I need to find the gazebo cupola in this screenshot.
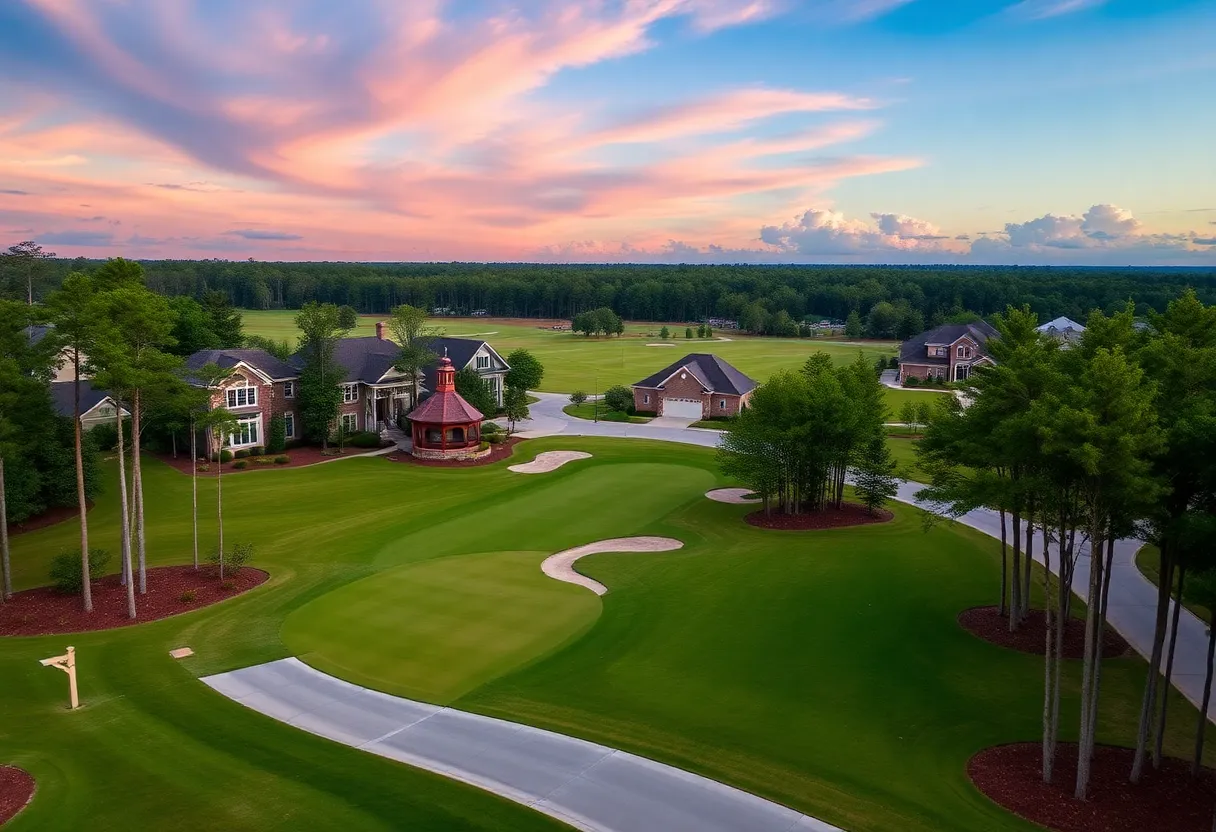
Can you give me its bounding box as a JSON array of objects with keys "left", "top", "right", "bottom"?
[{"left": 406, "top": 351, "right": 486, "bottom": 459}]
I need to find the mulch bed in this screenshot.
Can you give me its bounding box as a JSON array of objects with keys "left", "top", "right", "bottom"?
[
  {"left": 6, "top": 501, "right": 93, "bottom": 537},
  {"left": 959, "top": 606, "right": 1130, "bottom": 659},
  {"left": 745, "top": 502, "right": 893, "bottom": 531},
  {"left": 155, "top": 445, "right": 388, "bottom": 476},
  {"left": 0, "top": 766, "right": 34, "bottom": 827},
  {"left": 0, "top": 566, "right": 268, "bottom": 636},
  {"left": 969, "top": 743, "right": 1216, "bottom": 832},
  {"left": 384, "top": 436, "right": 526, "bottom": 468}
]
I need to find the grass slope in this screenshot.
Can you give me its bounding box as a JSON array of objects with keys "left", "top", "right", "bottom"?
[
  {"left": 240, "top": 310, "right": 897, "bottom": 393},
  {"left": 3, "top": 438, "right": 1207, "bottom": 832}
]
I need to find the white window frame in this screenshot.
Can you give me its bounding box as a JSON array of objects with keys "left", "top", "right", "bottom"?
[
  {"left": 284, "top": 411, "right": 295, "bottom": 439},
  {"left": 957, "top": 345, "right": 972, "bottom": 359},
  {"left": 643, "top": 394, "right": 650, "bottom": 404},
  {"left": 228, "top": 415, "right": 261, "bottom": 448},
  {"left": 342, "top": 384, "right": 359, "bottom": 403},
  {"left": 283, "top": 381, "right": 294, "bottom": 399},
  {"left": 341, "top": 413, "right": 358, "bottom": 433},
  {"left": 719, "top": 399, "right": 727, "bottom": 410},
  {"left": 225, "top": 384, "right": 257, "bottom": 409},
  {"left": 475, "top": 354, "right": 490, "bottom": 370}
]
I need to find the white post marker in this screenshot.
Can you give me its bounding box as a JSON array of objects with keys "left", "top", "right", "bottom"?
[{"left": 39, "top": 645, "right": 79, "bottom": 710}]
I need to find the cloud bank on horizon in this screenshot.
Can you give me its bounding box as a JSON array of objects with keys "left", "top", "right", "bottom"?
[{"left": 0, "top": 0, "right": 1212, "bottom": 265}]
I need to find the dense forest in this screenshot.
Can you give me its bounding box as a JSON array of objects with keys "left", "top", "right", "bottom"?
[{"left": 10, "top": 251, "right": 1216, "bottom": 329}]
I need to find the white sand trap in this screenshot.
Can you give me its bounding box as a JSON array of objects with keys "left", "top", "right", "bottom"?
[
  {"left": 508, "top": 450, "right": 591, "bottom": 474},
  {"left": 645, "top": 343, "right": 677, "bottom": 347},
  {"left": 716, "top": 336, "right": 734, "bottom": 341},
  {"left": 706, "top": 487, "right": 760, "bottom": 504},
  {"left": 541, "top": 536, "right": 685, "bottom": 595}
]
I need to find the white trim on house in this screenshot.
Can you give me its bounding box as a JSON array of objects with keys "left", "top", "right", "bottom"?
[
  {"left": 225, "top": 383, "right": 258, "bottom": 409},
  {"left": 652, "top": 365, "right": 710, "bottom": 393},
  {"left": 226, "top": 361, "right": 275, "bottom": 386},
  {"left": 283, "top": 380, "right": 294, "bottom": 398},
  {"left": 284, "top": 411, "right": 296, "bottom": 439},
  {"left": 341, "top": 383, "right": 359, "bottom": 403},
  {"left": 340, "top": 412, "right": 358, "bottom": 433},
  {"left": 228, "top": 414, "right": 263, "bottom": 448}
]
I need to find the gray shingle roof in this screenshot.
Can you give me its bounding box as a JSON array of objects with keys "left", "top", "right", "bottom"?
[
  {"left": 50, "top": 379, "right": 114, "bottom": 418},
  {"left": 421, "top": 337, "right": 501, "bottom": 392},
  {"left": 898, "top": 321, "right": 999, "bottom": 365},
  {"left": 633, "top": 354, "right": 757, "bottom": 396},
  {"left": 185, "top": 349, "right": 299, "bottom": 383}
]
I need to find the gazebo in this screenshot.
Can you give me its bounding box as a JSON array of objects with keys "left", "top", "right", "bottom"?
[{"left": 406, "top": 351, "right": 486, "bottom": 459}]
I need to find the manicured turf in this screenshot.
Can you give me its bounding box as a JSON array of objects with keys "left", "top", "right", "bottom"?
[
  {"left": 882, "top": 386, "right": 953, "bottom": 414},
  {"left": 561, "top": 401, "right": 651, "bottom": 423},
  {"left": 886, "top": 435, "right": 929, "bottom": 483},
  {"left": 3, "top": 438, "right": 1209, "bottom": 832},
  {"left": 1134, "top": 545, "right": 1211, "bottom": 623},
  {"left": 240, "top": 310, "right": 897, "bottom": 393}
]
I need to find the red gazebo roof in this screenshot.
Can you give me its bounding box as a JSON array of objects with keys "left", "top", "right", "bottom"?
[{"left": 407, "top": 354, "right": 484, "bottom": 425}]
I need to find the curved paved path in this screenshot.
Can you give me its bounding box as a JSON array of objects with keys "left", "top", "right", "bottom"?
[
  {"left": 203, "top": 658, "right": 840, "bottom": 832},
  {"left": 541, "top": 537, "right": 684, "bottom": 596}
]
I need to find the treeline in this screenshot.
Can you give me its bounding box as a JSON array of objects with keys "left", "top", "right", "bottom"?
[{"left": 12, "top": 254, "right": 1216, "bottom": 327}]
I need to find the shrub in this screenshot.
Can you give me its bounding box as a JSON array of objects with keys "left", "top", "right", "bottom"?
[
  {"left": 685, "top": 327, "right": 693, "bottom": 339},
  {"left": 904, "top": 376, "right": 919, "bottom": 387},
  {"left": 49, "top": 548, "right": 111, "bottom": 595},
  {"left": 659, "top": 326, "right": 670, "bottom": 340},
  {"left": 568, "top": 391, "right": 588, "bottom": 406},
  {"left": 209, "top": 541, "right": 254, "bottom": 576},
  {"left": 179, "top": 589, "right": 197, "bottom": 603},
  {"left": 251, "top": 445, "right": 264, "bottom": 457},
  {"left": 217, "top": 449, "right": 233, "bottom": 463},
  {"left": 274, "top": 454, "right": 291, "bottom": 464},
  {"left": 88, "top": 422, "right": 118, "bottom": 451},
  {"left": 348, "top": 430, "right": 382, "bottom": 448},
  {"left": 488, "top": 434, "right": 504, "bottom": 444},
  {"left": 252, "top": 456, "right": 275, "bottom": 465},
  {"left": 267, "top": 414, "right": 287, "bottom": 454},
  {"left": 479, "top": 440, "right": 490, "bottom": 451},
  {"left": 482, "top": 421, "right": 502, "bottom": 434},
  {"left": 197, "top": 463, "right": 211, "bottom": 472},
  {"left": 602, "top": 384, "right": 633, "bottom": 413},
  {"left": 232, "top": 460, "right": 248, "bottom": 469},
  {"left": 233, "top": 449, "right": 250, "bottom": 459},
  {"left": 220, "top": 580, "right": 236, "bottom": 591}
]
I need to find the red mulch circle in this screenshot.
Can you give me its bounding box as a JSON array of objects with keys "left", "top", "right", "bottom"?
[
  {"left": 384, "top": 437, "right": 526, "bottom": 468},
  {"left": 959, "top": 606, "right": 1129, "bottom": 659},
  {"left": 156, "top": 444, "right": 388, "bottom": 476},
  {"left": 0, "top": 566, "right": 268, "bottom": 636},
  {"left": 969, "top": 743, "right": 1216, "bottom": 832},
  {"left": 744, "top": 502, "right": 893, "bottom": 530},
  {"left": 6, "top": 501, "right": 93, "bottom": 537},
  {"left": 0, "top": 766, "right": 34, "bottom": 827}
]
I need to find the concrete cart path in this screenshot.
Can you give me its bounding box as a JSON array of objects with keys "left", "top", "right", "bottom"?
[{"left": 203, "top": 658, "right": 839, "bottom": 832}]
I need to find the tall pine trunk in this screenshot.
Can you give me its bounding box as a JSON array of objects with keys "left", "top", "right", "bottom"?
[
  {"left": 1193, "top": 623, "right": 1216, "bottom": 776},
  {"left": 73, "top": 348, "right": 93, "bottom": 612},
  {"left": 191, "top": 418, "right": 199, "bottom": 570},
  {"left": 999, "top": 508, "right": 1009, "bottom": 617},
  {"left": 115, "top": 408, "right": 136, "bottom": 620},
  {"left": 0, "top": 457, "right": 10, "bottom": 601},
  {"left": 1042, "top": 523, "right": 1056, "bottom": 782},
  {"left": 1133, "top": 542, "right": 1175, "bottom": 782},
  {"left": 1075, "top": 521, "right": 1106, "bottom": 799},
  {"left": 133, "top": 388, "right": 147, "bottom": 594},
  {"left": 216, "top": 429, "right": 225, "bottom": 581},
  {"left": 1023, "top": 510, "right": 1035, "bottom": 623},
  {"left": 1155, "top": 563, "right": 1187, "bottom": 768},
  {"left": 1010, "top": 512, "right": 1023, "bottom": 632},
  {"left": 1084, "top": 537, "right": 1116, "bottom": 769}
]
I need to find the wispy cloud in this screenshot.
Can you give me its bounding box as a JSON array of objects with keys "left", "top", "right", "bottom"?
[
  {"left": 1006, "top": 0, "right": 1108, "bottom": 21},
  {"left": 225, "top": 229, "right": 303, "bottom": 241}
]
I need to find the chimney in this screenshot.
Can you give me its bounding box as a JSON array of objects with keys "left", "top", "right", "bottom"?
[{"left": 375, "top": 321, "right": 385, "bottom": 340}]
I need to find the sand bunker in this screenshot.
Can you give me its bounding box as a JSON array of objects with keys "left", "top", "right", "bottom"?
[
  {"left": 706, "top": 488, "right": 761, "bottom": 504},
  {"left": 541, "top": 537, "right": 685, "bottom": 595},
  {"left": 508, "top": 450, "right": 591, "bottom": 474},
  {"left": 645, "top": 343, "right": 677, "bottom": 347}
]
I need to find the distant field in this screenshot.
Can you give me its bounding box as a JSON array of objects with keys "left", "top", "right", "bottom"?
[{"left": 240, "top": 310, "right": 898, "bottom": 393}]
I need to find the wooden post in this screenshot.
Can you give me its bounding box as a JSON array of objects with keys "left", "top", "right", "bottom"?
[{"left": 39, "top": 646, "right": 79, "bottom": 709}]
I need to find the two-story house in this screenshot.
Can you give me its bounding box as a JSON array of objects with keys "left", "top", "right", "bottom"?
[
  {"left": 185, "top": 348, "right": 302, "bottom": 454},
  {"left": 897, "top": 321, "right": 999, "bottom": 384}
]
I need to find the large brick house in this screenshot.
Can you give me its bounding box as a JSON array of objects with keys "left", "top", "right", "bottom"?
[
  {"left": 897, "top": 321, "right": 999, "bottom": 384},
  {"left": 185, "top": 329, "right": 507, "bottom": 451},
  {"left": 632, "top": 353, "right": 757, "bottom": 419}
]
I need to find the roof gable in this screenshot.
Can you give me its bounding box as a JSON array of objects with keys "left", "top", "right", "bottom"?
[
  {"left": 185, "top": 349, "right": 298, "bottom": 383},
  {"left": 633, "top": 354, "right": 757, "bottom": 396}
]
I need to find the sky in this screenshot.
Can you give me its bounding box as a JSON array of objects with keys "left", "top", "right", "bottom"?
[{"left": 1, "top": 0, "right": 1214, "bottom": 265}]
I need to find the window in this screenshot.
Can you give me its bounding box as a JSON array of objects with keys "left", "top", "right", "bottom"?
[
  {"left": 475, "top": 354, "right": 490, "bottom": 370},
  {"left": 341, "top": 413, "right": 358, "bottom": 433},
  {"left": 719, "top": 399, "right": 727, "bottom": 410},
  {"left": 342, "top": 384, "right": 358, "bottom": 403},
  {"left": 283, "top": 381, "right": 294, "bottom": 399},
  {"left": 229, "top": 416, "right": 259, "bottom": 447},
  {"left": 225, "top": 385, "right": 257, "bottom": 408},
  {"left": 957, "top": 345, "right": 972, "bottom": 359},
  {"left": 284, "top": 412, "right": 295, "bottom": 439},
  {"left": 643, "top": 394, "right": 650, "bottom": 404}
]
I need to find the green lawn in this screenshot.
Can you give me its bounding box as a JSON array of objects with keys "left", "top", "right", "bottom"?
[
  {"left": 886, "top": 436, "right": 929, "bottom": 483},
  {"left": 3, "top": 438, "right": 1207, "bottom": 832},
  {"left": 883, "top": 386, "right": 953, "bottom": 415},
  {"left": 561, "top": 401, "right": 652, "bottom": 423},
  {"left": 240, "top": 310, "right": 897, "bottom": 394},
  {"left": 1134, "top": 545, "right": 1211, "bottom": 624}
]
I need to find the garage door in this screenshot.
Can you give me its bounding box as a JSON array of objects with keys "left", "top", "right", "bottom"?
[{"left": 663, "top": 398, "right": 702, "bottom": 419}]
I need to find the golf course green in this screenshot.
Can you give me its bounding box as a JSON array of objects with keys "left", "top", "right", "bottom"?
[{"left": 2, "top": 437, "right": 1206, "bottom": 831}]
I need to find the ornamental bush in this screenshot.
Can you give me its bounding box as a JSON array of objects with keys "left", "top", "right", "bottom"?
[
  {"left": 602, "top": 385, "right": 633, "bottom": 413},
  {"left": 348, "top": 430, "right": 382, "bottom": 448},
  {"left": 49, "top": 548, "right": 111, "bottom": 595},
  {"left": 234, "top": 449, "right": 250, "bottom": 459},
  {"left": 274, "top": 455, "right": 291, "bottom": 464},
  {"left": 232, "top": 460, "right": 248, "bottom": 469},
  {"left": 569, "top": 391, "right": 588, "bottom": 406}
]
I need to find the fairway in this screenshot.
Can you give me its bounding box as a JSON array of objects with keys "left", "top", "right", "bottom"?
[
  {"left": 240, "top": 310, "right": 898, "bottom": 393},
  {"left": 3, "top": 437, "right": 1209, "bottom": 832}
]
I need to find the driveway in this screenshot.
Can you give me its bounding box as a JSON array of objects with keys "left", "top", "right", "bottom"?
[
  {"left": 647, "top": 415, "right": 698, "bottom": 429},
  {"left": 515, "top": 392, "right": 721, "bottom": 449},
  {"left": 203, "top": 658, "right": 840, "bottom": 832}
]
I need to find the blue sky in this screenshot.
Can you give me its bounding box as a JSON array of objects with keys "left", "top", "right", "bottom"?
[{"left": 0, "top": 0, "right": 1213, "bottom": 263}]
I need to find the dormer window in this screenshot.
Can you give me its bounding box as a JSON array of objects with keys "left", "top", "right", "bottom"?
[
  {"left": 957, "top": 345, "right": 973, "bottom": 359},
  {"left": 928, "top": 346, "right": 946, "bottom": 358}
]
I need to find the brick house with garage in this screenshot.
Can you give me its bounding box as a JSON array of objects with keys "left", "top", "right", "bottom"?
[
  {"left": 897, "top": 321, "right": 999, "bottom": 384},
  {"left": 632, "top": 354, "right": 757, "bottom": 419}
]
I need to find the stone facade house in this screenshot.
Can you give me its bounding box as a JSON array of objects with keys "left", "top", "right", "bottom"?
[
  {"left": 631, "top": 353, "right": 757, "bottom": 419},
  {"left": 897, "top": 321, "right": 999, "bottom": 384}
]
